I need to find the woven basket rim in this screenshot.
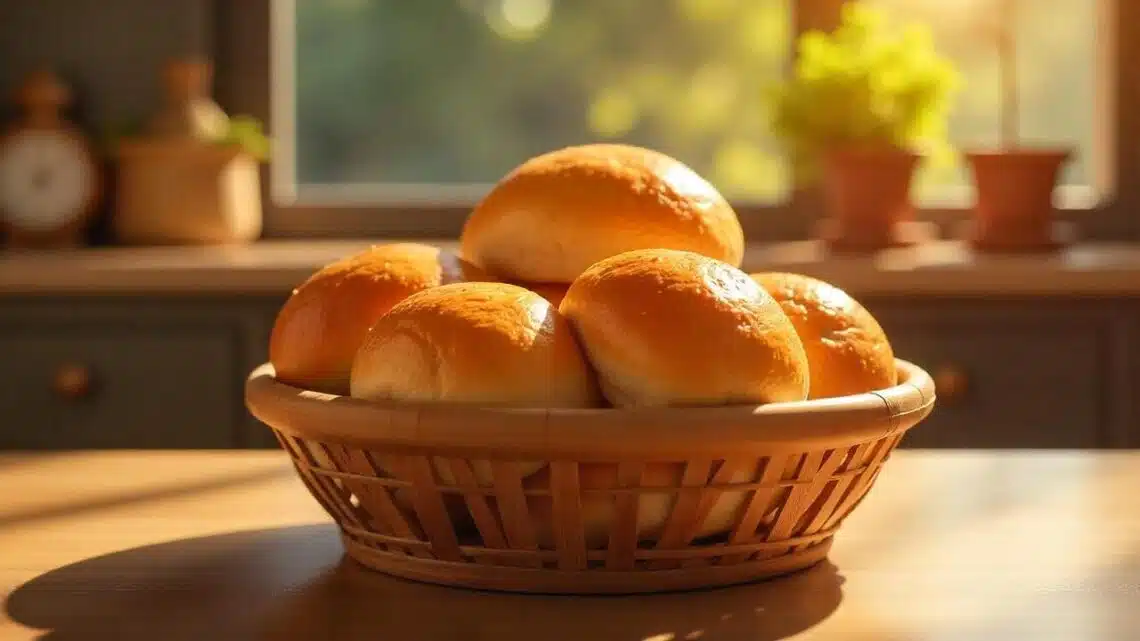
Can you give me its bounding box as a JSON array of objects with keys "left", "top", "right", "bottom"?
[{"left": 245, "top": 359, "right": 934, "bottom": 457}]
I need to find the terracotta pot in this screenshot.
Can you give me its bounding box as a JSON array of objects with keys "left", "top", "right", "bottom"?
[
  {"left": 965, "top": 148, "right": 1071, "bottom": 251},
  {"left": 819, "top": 147, "right": 921, "bottom": 252}
]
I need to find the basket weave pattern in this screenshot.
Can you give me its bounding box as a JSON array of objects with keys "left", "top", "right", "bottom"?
[
  {"left": 247, "top": 360, "right": 933, "bottom": 594},
  {"left": 274, "top": 431, "right": 900, "bottom": 586}
]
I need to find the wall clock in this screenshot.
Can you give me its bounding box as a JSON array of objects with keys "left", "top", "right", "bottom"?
[{"left": 0, "top": 69, "right": 101, "bottom": 249}]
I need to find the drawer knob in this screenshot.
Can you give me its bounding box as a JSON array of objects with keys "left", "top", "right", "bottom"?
[
  {"left": 933, "top": 365, "right": 968, "bottom": 402},
  {"left": 54, "top": 363, "right": 94, "bottom": 401}
]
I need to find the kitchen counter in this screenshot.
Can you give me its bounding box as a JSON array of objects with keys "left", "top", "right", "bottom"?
[
  {"left": 3, "top": 239, "right": 1140, "bottom": 296},
  {"left": 3, "top": 241, "right": 1140, "bottom": 451},
  {"left": 2, "top": 450, "right": 1138, "bottom": 640}
]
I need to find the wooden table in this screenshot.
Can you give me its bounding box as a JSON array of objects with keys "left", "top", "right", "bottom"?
[{"left": 1, "top": 450, "right": 1137, "bottom": 640}]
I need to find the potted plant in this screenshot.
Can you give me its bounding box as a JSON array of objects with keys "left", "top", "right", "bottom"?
[
  {"left": 964, "top": 0, "right": 1073, "bottom": 252},
  {"left": 112, "top": 59, "right": 271, "bottom": 246},
  {"left": 768, "top": 3, "right": 959, "bottom": 252}
]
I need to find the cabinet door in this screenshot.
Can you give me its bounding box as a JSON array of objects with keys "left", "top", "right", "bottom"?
[
  {"left": 868, "top": 303, "right": 1108, "bottom": 449},
  {"left": 0, "top": 326, "right": 239, "bottom": 449},
  {"left": 244, "top": 298, "right": 287, "bottom": 448}
]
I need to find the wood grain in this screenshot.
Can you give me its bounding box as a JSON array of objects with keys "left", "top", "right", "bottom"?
[{"left": 3, "top": 450, "right": 1140, "bottom": 640}]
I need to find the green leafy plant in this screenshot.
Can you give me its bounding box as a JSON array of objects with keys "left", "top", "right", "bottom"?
[
  {"left": 218, "top": 115, "right": 271, "bottom": 161},
  {"left": 99, "top": 114, "right": 270, "bottom": 161},
  {"left": 767, "top": 2, "right": 960, "bottom": 184}
]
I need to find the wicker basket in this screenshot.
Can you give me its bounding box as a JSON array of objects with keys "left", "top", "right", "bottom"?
[{"left": 245, "top": 359, "right": 934, "bottom": 595}]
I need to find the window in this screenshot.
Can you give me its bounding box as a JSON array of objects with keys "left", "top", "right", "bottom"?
[
  {"left": 867, "top": 0, "right": 1105, "bottom": 207},
  {"left": 273, "top": 0, "right": 792, "bottom": 206},
  {"left": 261, "top": 0, "right": 1125, "bottom": 237}
]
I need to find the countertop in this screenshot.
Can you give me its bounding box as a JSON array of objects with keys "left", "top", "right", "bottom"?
[
  {"left": 2, "top": 450, "right": 1138, "bottom": 640},
  {"left": 3, "top": 240, "right": 1140, "bottom": 296}
]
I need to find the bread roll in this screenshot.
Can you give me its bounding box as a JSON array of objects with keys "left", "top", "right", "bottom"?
[
  {"left": 270, "top": 243, "right": 488, "bottom": 394},
  {"left": 752, "top": 272, "right": 896, "bottom": 398},
  {"left": 351, "top": 281, "right": 600, "bottom": 408},
  {"left": 351, "top": 282, "right": 602, "bottom": 485},
  {"left": 460, "top": 144, "right": 744, "bottom": 283},
  {"left": 560, "top": 249, "right": 810, "bottom": 407}
]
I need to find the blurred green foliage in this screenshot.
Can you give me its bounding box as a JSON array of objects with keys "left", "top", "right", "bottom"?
[
  {"left": 868, "top": 0, "right": 1095, "bottom": 197},
  {"left": 99, "top": 113, "right": 270, "bottom": 161},
  {"left": 219, "top": 115, "right": 271, "bottom": 161},
  {"left": 295, "top": 0, "right": 791, "bottom": 201},
  {"left": 768, "top": 3, "right": 959, "bottom": 186},
  {"left": 294, "top": 0, "right": 1096, "bottom": 202}
]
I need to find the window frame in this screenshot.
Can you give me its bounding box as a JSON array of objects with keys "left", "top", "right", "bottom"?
[{"left": 213, "top": 0, "right": 1138, "bottom": 243}]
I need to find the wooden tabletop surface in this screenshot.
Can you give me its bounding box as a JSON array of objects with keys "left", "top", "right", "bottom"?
[
  {"left": 1, "top": 450, "right": 1138, "bottom": 640},
  {"left": 3, "top": 239, "right": 1140, "bottom": 296}
]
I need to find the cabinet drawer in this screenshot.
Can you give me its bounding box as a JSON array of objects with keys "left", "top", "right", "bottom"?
[
  {"left": 0, "top": 326, "right": 239, "bottom": 448},
  {"left": 884, "top": 321, "right": 1105, "bottom": 448}
]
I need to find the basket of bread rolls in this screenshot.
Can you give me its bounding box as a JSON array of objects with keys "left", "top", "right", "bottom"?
[{"left": 245, "top": 144, "right": 935, "bottom": 595}]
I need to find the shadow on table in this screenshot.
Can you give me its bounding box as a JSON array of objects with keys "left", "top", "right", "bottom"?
[{"left": 6, "top": 524, "right": 843, "bottom": 641}]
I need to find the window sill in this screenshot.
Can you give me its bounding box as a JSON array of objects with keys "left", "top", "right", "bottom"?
[
  {"left": 260, "top": 184, "right": 1131, "bottom": 243},
  {"left": 3, "top": 239, "right": 1139, "bottom": 297}
]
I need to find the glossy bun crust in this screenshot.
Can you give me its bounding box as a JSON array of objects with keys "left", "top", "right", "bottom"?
[
  {"left": 350, "top": 282, "right": 600, "bottom": 409},
  {"left": 560, "top": 249, "right": 810, "bottom": 407},
  {"left": 460, "top": 144, "right": 745, "bottom": 283},
  {"left": 269, "top": 243, "right": 489, "bottom": 394},
  {"left": 752, "top": 272, "right": 896, "bottom": 399}
]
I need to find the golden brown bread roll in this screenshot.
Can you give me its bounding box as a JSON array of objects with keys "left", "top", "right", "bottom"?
[
  {"left": 269, "top": 243, "right": 489, "bottom": 395},
  {"left": 559, "top": 249, "right": 810, "bottom": 407},
  {"left": 350, "top": 281, "right": 600, "bottom": 408},
  {"left": 460, "top": 144, "right": 745, "bottom": 283},
  {"left": 752, "top": 272, "right": 896, "bottom": 398},
  {"left": 350, "top": 282, "right": 603, "bottom": 485}
]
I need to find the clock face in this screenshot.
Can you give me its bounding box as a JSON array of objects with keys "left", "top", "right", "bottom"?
[{"left": 0, "top": 130, "right": 96, "bottom": 232}]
